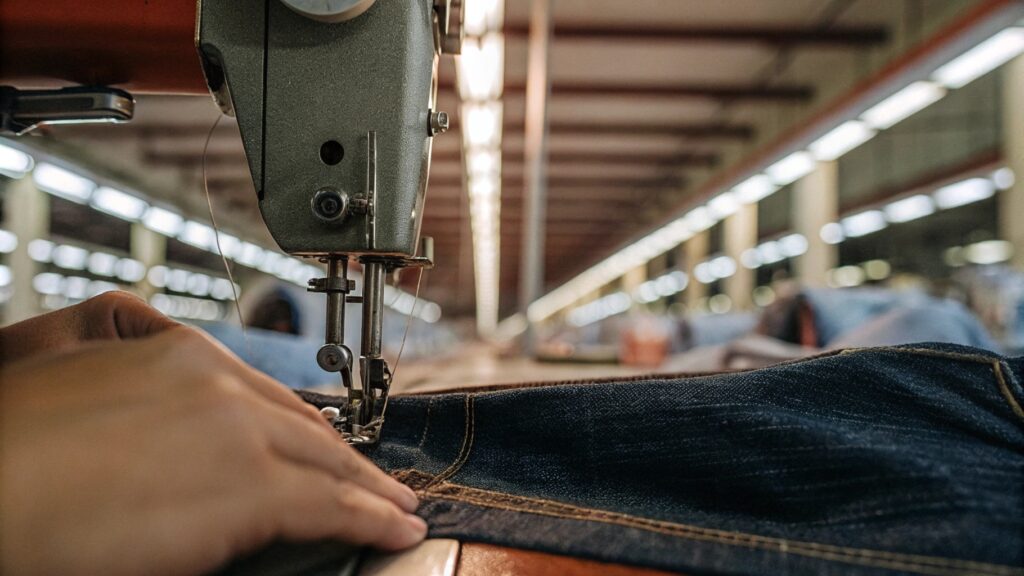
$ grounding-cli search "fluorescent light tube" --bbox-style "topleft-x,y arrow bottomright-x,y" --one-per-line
143,207 -> 184,236
933,178 -> 995,209
841,210 -> 888,238
0,142 -> 34,177
884,194 -> 935,223
91,186 -> 148,220
809,120 -> 876,161
766,152 -> 815,186
861,81 -> 946,130
33,163 -> 95,203
733,174 -> 778,203
933,28 -> 1024,89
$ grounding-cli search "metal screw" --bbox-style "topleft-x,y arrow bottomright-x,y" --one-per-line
311,188 -> 349,222
429,110 -> 449,136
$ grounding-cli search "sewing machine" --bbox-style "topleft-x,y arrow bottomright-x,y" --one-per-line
195,0 -> 462,443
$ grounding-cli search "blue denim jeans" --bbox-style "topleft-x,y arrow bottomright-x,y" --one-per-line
300,343 -> 1024,575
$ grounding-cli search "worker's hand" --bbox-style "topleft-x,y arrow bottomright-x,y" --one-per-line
0,291 -> 180,365
0,325 -> 426,576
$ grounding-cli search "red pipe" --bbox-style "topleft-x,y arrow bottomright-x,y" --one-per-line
0,0 -> 207,94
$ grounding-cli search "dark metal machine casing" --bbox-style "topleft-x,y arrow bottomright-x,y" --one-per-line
196,0 -> 437,259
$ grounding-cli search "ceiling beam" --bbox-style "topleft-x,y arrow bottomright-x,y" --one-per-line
439,78 -> 814,102
502,23 -> 888,47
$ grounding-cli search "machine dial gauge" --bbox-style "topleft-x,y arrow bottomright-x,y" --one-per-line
279,0 -> 376,22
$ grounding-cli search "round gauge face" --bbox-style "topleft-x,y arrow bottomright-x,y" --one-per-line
279,0 -> 377,22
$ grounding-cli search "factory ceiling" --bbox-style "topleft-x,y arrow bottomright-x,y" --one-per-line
14,0 -> 983,320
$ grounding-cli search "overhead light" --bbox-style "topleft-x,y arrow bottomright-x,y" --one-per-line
0,264 -> 10,287
992,167 -> 1015,190
0,229 -> 17,253
752,286 -> 776,307
964,240 -> 1013,265
27,239 -> 55,262
87,251 -> 118,277
32,272 -> 64,295
457,34 -> 505,102
708,294 -> 732,314
707,192 -> 740,219
733,174 -> 778,204
91,186 -> 148,221
884,194 -> 935,223
52,244 -> 89,270
466,149 -> 500,177
683,206 -> 715,232
809,120 -> 876,161
757,240 -> 784,264
0,142 -> 34,177
33,162 -> 96,203
147,265 -> 168,288
740,248 -> 762,269
862,259 -> 891,280
861,81 -> 946,130
841,210 -> 888,238
115,258 -> 147,283
777,233 -> 809,257
463,0 -> 504,36
828,265 -> 866,288
462,101 -> 503,149
142,207 -> 184,236
235,242 -> 266,267
933,177 -> 995,209
933,28 -> 1024,89
820,222 -> 845,245
709,256 -> 737,279
765,151 -> 815,186
568,292 -> 631,327
178,220 -> 217,250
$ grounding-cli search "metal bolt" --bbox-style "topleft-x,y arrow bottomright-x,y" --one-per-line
429,110 -> 449,136
312,188 -> 349,222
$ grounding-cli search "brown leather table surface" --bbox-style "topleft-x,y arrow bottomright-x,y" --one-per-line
456,543 -> 684,576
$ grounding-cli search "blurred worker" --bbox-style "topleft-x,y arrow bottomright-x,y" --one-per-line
0,291 -> 427,576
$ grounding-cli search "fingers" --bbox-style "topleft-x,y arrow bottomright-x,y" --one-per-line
266,465 -> 427,551
248,394 -> 419,513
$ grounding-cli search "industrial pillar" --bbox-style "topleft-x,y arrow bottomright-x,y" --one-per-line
518,0 -> 553,353
1002,55 -> 1024,268
130,222 -> 165,300
723,202 -> 757,310
2,176 -> 48,324
794,161 -> 839,286
622,264 -> 646,297
684,230 -> 709,309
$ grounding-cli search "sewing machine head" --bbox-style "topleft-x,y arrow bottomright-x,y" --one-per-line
196,0 -> 462,443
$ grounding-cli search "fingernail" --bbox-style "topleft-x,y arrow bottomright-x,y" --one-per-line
398,485 -> 419,513
405,513 -> 428,537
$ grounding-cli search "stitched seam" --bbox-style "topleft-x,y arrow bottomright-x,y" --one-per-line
424,395 -> 475,488
866,347 -> 1024,425
421,482 -> 1022,576
994,361 -> 1024,423
418,397 -> 434,449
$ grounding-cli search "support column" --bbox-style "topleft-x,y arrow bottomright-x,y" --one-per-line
3,176 -> 48,324
1002,55 -> 1024,268
622,264 -> 646,297
794,161 -> 839,286
130,222 -> 166,300
684,230 -> 709,309
723,202 -> 757,310
519,0 -> 553,353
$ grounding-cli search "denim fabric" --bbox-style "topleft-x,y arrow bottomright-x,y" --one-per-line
300,344 -> 1024,575
829,302 -> 1000,352
199,323 -> 334,389
799,288 -> 932,347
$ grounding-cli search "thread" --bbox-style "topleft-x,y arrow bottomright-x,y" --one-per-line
201,114 -> 250,357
